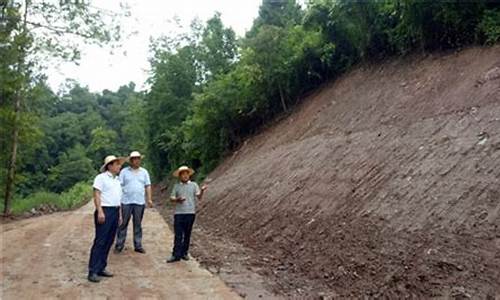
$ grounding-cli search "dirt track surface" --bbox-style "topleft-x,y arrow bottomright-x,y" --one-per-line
193,46 -> 500,298
0,202 -> 240,300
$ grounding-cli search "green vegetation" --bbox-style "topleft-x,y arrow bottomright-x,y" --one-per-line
1,0 -> 499,215
0,82 -> 147,214
0,182 -> 92,215
145,0 -> 500,181
1,0 -> 128,214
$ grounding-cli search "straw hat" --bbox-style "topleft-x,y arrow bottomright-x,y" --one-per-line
100,155 -> 126,172
128,151 -> 144,159
173,166 -> 195,178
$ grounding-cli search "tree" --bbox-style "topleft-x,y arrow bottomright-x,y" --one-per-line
88,127 -> 119,170
145,46 -> 198,178
1,0 -> 125,215
145,13 -> 237,179
199,13 -> 237,80
2,2 -> 34,215
247,0 -> 303,37
120,89 -> 148,155
48,144 -> 94,193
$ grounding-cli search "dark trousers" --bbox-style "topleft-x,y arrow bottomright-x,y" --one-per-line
115,204 -> 145,250
88,207 -> 119,275
172,214 -> 196,258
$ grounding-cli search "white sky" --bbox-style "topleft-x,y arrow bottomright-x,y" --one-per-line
47,0 -> 263,93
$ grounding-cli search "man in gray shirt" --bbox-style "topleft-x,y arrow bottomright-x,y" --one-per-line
167,166 -> 207,263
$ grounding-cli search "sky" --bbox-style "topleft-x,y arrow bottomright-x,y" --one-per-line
46,0 -> 263,93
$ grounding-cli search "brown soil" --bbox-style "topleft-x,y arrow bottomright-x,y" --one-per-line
155,185 -> 283,299
0,202 -> 240,299
177,46 -> 500,298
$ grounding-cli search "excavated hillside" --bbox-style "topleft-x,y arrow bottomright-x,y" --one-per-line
195,46 -> 500,298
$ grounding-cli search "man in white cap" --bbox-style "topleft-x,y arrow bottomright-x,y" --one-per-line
166,165 -> 207,263
114,151 -> 152,254
88,155 -> 125,283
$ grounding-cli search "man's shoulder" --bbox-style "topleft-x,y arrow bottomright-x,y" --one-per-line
93,172 -> 108,188
118,168 -> 127,177
94,172 -> 106,180
139,167 -> 149,174
189,181 -> 199,188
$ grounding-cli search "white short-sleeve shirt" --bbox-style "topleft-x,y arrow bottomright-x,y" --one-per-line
93,171 -> 122,207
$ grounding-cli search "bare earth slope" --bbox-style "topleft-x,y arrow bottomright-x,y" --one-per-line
0,202 -> 240,300
196,46 -> 500,298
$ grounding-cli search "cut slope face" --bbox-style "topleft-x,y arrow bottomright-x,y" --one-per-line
197,46 -> 500,297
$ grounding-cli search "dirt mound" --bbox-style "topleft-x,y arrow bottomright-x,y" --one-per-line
195,46 -> 500,298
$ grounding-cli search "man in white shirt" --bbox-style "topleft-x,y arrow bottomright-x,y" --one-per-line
88,155 -> 124,283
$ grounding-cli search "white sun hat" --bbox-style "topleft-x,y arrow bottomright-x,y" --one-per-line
129,151 -> 144,159
173,166 -> 195,178
100,155 -> 126,172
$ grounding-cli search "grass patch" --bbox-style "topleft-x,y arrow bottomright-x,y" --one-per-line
0,181 -> 92,215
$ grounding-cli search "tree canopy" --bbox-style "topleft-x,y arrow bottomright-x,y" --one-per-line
1,0 -> 499,214
144,0 -> 500,181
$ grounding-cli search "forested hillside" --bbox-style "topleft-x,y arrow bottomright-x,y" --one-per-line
145,0 -> 500,181
2,0 -> 500,215
0,83 -> 146,213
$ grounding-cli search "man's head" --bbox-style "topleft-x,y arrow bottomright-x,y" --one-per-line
128,151 -> 143,169
130,157 -> 141,168
101,155 -> 124,175
106,160 -> 122,175
173,166 -> 194,183
179,170 -> 190,183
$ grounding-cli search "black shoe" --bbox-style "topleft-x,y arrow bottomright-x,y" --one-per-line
166,256 -> 180,263
88,273 -> 101,283
114,246 -> 123,253
134,248 -> 146,254
181,254 -> 190,261
98,270 -> 114,277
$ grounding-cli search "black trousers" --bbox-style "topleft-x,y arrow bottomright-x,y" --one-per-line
172,214 -> 196,259
115,204 -> 145,250
88,207 -> 119,275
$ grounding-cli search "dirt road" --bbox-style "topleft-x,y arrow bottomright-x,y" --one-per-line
0,202 -> 240,300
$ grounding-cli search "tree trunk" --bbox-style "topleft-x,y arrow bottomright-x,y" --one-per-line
3,0 -> 29,215
3,93 -> 21,215
278,83 -> 288,113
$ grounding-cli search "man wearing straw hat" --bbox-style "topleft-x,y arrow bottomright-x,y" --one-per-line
88,155 -> 125,283
166,166 -> 207,263
114,151 -> 152,254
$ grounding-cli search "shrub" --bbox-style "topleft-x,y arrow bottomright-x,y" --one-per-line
478,9 -> 500,45
1,181 -> 92,215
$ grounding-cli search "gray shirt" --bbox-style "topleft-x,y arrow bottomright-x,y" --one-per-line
171,181 -> 200,215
